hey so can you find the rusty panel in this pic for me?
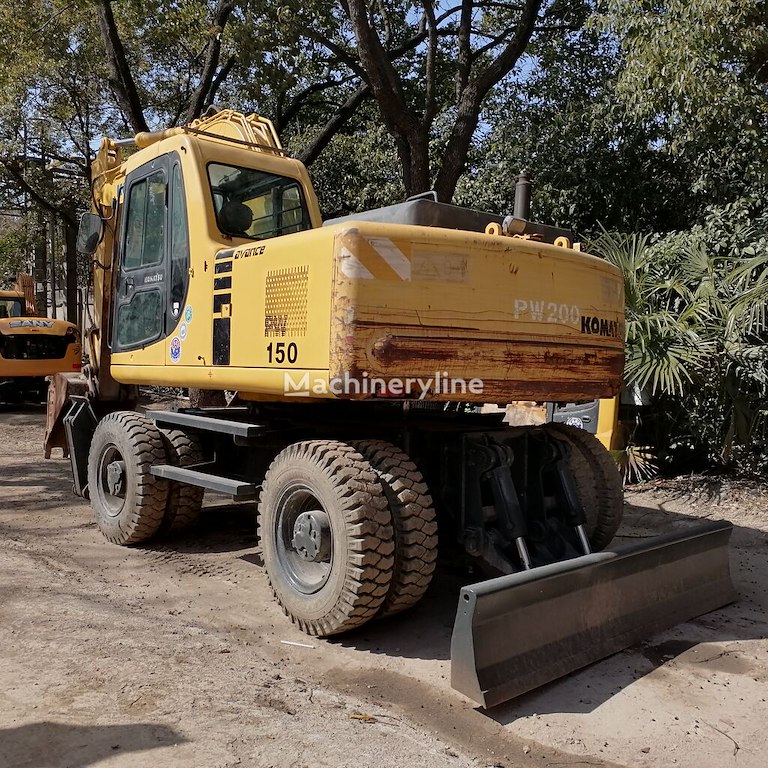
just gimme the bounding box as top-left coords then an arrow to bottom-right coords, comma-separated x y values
330,329 -> 622,402
330,222 -> 624,402
44,372 -> 88,458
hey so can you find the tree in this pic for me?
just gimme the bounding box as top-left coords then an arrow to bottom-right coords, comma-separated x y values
600,0 -> 768,202
590,195 -> 768,474
255,1 -> 590,200
0,0 -> 245,320
455,19 -> 702,233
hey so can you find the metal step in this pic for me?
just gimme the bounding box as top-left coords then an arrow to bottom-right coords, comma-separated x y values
151,464 -> 259,498
146,409 -> 266,439
451,519 -> 736,708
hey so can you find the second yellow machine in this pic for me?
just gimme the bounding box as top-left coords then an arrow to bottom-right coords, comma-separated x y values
0,273 -> 80,403
48,110 -> 734,707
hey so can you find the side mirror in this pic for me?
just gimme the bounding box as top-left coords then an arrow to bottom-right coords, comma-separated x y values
76,212 -> 104,255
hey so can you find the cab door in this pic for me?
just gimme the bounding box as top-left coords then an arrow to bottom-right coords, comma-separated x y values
112,155 -> 170,361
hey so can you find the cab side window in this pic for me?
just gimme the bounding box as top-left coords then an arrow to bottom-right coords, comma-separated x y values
169,163 -> 190,318
124,170 -> 166,270
115,166 -> 167,350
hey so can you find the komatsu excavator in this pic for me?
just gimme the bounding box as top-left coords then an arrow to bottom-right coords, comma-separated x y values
45,110 -> 734,708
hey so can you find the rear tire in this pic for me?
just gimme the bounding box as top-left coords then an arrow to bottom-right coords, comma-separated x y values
159,429 -> 205,534
87,411 -> 169,545
546,423 -> 623,550
258,440 -> 395,636
351,440 -> 438,616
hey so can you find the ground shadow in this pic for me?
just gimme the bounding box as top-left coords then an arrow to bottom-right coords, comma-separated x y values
143,501 -> 259,556
130,495 -> 768,681
0,459 -> 76,514
0,403 -> 46,419
0,720 -> 185,768
329,567 -> 465,662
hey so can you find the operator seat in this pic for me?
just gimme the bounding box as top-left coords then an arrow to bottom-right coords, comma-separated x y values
218,200 -> 253,236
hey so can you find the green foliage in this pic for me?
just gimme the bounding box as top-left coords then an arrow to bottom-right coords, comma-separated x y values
599,0 -> 768,200
455,22 -> 701,232
591,193 -> 768,474
611,445 -> 659,485
0,217 -> 36,280
290,121 -> 405,217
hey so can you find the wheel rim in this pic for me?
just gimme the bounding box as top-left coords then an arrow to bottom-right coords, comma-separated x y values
96,443 -> 127,518
274,483 -> 334,595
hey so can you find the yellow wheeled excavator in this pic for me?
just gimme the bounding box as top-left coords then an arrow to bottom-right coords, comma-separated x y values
45,110 -> 734,707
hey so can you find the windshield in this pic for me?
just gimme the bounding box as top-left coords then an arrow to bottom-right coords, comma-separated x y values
207,162 -> 309,240
0,298 -> 23,319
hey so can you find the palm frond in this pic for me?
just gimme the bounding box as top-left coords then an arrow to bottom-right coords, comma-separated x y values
611,445 -> 659,485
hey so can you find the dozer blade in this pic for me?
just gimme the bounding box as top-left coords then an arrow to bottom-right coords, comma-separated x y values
451,520 -> 736,708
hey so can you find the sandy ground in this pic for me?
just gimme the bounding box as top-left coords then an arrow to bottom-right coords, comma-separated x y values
1,406 -> 766,768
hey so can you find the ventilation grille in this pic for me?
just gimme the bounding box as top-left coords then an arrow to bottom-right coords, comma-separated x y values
264,266 -> 309,337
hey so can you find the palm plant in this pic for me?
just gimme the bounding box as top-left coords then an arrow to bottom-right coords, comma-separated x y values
589,210 -> 768,476
590,230 -> 714,397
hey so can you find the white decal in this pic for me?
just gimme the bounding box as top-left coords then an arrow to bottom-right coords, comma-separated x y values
367,237 -> 411,281
513,300 -> 580,325
339,247 -> 374,279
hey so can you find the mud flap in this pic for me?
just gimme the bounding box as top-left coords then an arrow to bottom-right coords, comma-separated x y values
451,520 -> 736,708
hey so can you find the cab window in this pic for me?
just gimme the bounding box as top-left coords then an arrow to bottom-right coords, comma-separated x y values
207,162 -> 309,240
124,170 -> 166,270
169,163 -> 190,317
0,299 -> 23,318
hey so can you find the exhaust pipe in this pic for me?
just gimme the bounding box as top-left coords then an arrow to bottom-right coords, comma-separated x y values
513,170 -> 532,220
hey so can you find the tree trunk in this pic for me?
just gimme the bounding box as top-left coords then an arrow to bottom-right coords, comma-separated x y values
183,0 -> 237,123
95,0 -> 148,133
34,209 -> 47,315
397,129 -> 431,197
64,219 -> 78,324
49,214 -> 57,318
434,87 -> 483,202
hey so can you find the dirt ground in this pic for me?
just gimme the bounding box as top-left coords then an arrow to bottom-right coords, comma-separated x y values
1,406 -> 767,768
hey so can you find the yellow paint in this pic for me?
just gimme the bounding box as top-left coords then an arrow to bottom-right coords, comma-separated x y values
595,396 -> 621,450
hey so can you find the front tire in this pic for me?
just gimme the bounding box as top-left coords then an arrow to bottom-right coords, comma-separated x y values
87,411 -> 169,545
258,440 -> 395,636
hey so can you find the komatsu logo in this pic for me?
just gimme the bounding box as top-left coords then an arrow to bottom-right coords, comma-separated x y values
144,272 -> 164,284
8,319 -> 54,328
581,315 -> 620,338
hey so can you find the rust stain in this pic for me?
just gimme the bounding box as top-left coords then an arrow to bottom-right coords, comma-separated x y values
339,332 -> 623,402
372,336 -> 455,367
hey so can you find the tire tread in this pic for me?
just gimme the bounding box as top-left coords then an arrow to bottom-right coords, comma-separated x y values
258,440 -> 395,636
88,411 -> 168,546
351,440 -> 438,616
546,423 -> 623,550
